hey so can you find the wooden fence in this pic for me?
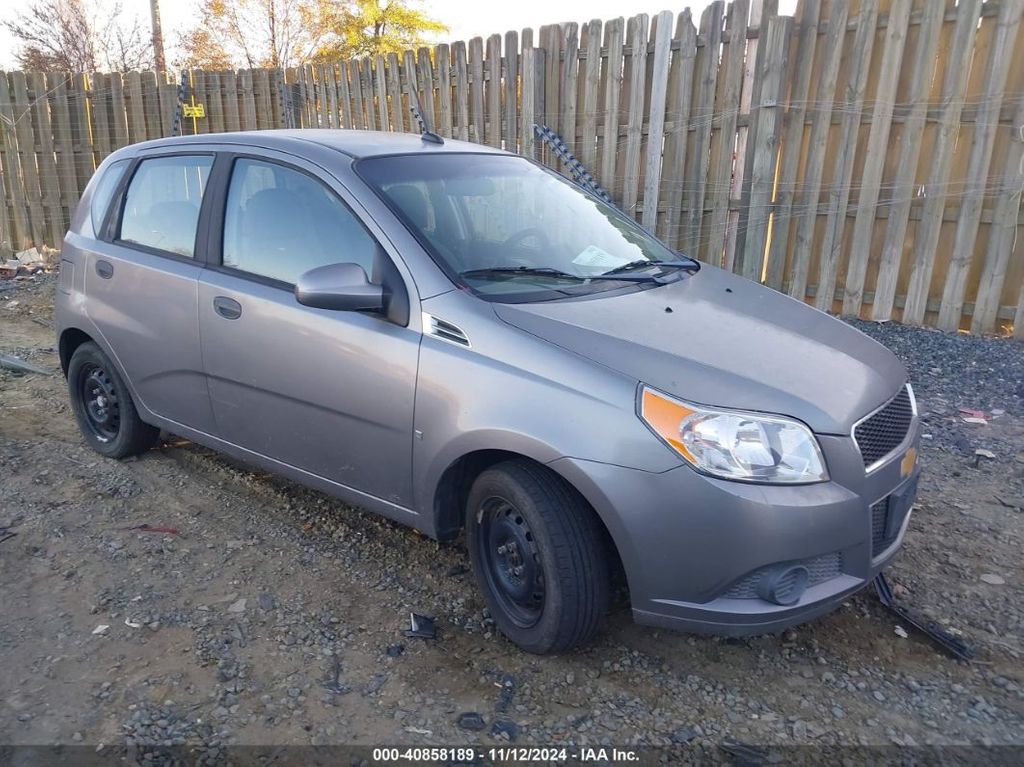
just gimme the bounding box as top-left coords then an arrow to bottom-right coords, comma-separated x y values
1,0 -> 1023,335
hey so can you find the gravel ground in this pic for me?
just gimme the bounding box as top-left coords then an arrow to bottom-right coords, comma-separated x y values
1,277 -> 1023,758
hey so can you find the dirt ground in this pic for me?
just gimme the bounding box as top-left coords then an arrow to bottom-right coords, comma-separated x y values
2,276 -> 1023,757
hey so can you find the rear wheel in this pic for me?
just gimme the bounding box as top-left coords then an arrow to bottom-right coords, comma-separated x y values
68,342 -> 159,458
466,460 -> 609,654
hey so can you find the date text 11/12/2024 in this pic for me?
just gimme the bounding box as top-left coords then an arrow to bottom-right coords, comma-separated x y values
373,746 -> 640,762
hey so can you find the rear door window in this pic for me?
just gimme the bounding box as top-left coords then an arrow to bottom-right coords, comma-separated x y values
221,158 -> 378,284
119,155 -> 213,258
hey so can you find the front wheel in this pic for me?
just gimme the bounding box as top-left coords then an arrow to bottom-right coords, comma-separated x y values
466,461 -> 609,654
68,342 -> 159,458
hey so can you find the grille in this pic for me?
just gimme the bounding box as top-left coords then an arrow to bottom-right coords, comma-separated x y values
871,497 -> 899,555
854,385 -> 914,469
724,552 -> 842,599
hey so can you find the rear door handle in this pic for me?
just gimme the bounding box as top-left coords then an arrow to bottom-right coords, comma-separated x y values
213,296 -> 242,320
95,259 -> 114,279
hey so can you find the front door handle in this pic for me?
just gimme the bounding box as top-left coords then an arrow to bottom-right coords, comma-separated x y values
95,259 -> 114,279
213,296 -> 242,320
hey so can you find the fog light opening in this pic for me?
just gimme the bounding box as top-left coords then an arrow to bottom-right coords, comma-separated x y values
756,565 -> 810,606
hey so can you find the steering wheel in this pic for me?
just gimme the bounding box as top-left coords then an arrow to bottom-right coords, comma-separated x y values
501,227 -> 552,257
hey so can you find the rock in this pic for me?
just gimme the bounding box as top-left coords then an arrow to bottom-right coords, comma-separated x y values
228,598 -> 247,613
386,644 -> 404,658
980,574 -> 1005,585
257,593 -> 275,610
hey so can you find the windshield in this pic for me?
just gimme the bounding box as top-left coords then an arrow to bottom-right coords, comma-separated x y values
357,153 -> 696,302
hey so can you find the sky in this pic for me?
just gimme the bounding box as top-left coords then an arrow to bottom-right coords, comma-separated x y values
0,0 -> 795,70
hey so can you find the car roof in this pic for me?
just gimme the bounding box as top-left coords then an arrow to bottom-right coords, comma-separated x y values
127,129 -> 513,159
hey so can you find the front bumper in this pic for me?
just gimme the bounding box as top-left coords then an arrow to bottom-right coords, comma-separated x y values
550,428 -> 920,636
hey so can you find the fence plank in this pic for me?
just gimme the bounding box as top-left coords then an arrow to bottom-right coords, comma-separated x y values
374,55 -> 389,131
730,0 -> 777,267
90,72 -> 113,156
254,69 -> 273,130
739,16 -> 791,282
108,72 -> 130,149
560,24 -> 579,157
842,0 -> 913,316
238,70 -> 257,130
764,0 -> 818,287
872,0 -> 945,321
520,45 -> 538,158
222,71 -> 240,132
485,35 -> 502,148
416,47 -> 436,130
468,38 -> 485,143
384,54 -> 401,134
659,11 -> 697,246
337,62 -> 354,129
973,91 -> 1024,334
47,73 -> 79,235
504,32 -> 519,151
598,18 -> 624,195
620,14 -> 649,216
437,44 -> 453,137
0,72 -> 32,250
10,72 -> 47,245
453,42 -> 470,141
579,20 -> 602,171
541,24 -> 561,166
788,2 -> 849,301
28,72 -> 63,246
682,1 -> 724,256
641,11 -> 674,231
706,0 -> 750,267
814,0 -> 879,312
69,73 -> 97,194
937,0 -> 1023,330
124,71 -> 146,142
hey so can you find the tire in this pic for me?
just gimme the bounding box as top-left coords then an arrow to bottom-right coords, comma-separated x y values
67,341 -> 159,458
466,460 -> 609,654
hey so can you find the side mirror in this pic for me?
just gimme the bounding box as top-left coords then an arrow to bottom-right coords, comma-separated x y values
295,262 -> 384,312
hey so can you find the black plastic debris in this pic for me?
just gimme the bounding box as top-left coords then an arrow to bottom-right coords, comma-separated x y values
456,712 -> 486,731
490,718 -> 519,742
386,643 -> 405,658
403,612 -> 436,639
0,527 -> 15,545
446,564 -> 468,577
873,572 -> 974,661
321,655 -> 350,695
719,740 -> 768,766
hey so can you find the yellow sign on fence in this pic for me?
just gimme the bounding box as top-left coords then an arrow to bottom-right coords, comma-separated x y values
183,103 -> 205,118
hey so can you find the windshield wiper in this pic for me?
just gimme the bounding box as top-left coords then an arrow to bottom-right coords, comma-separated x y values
459,266 -> 665,283
601,258 -> 701,276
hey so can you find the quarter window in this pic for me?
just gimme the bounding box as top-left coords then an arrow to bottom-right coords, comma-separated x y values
119,155 -> 213,257
90,158 -> 130,236
222,158 -> 378,284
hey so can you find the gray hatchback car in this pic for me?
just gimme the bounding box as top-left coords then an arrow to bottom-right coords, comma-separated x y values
56,130 -> 920,654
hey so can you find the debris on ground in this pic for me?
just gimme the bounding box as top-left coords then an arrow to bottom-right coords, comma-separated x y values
91,625 -> 109,635
123,523 -> 180,535
980,574 -> 1007,586
0,353 -> 53,376
403,612 -> 436,639
456,712 -> 486,731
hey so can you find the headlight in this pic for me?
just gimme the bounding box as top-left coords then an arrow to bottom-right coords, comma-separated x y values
640,386 -> 828,484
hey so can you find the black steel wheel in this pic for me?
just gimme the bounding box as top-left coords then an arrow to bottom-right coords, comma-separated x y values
77,362 -> 121,442
466,460 -> 609,654
67,341 -> 159,458
476,496 -> 546,628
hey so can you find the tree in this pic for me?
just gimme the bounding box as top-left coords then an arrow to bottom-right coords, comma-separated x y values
6,0 -> 98,72
178,0 -> 331,70
178,0 -> 447,70
315,0 -> 448,60
5,0 -> 154,73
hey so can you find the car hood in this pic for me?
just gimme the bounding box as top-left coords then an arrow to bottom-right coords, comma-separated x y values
492,265 -> 907,435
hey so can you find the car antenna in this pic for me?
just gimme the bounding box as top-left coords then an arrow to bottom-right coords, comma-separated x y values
533,123 -> 612,204
410,93 -> 444,145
